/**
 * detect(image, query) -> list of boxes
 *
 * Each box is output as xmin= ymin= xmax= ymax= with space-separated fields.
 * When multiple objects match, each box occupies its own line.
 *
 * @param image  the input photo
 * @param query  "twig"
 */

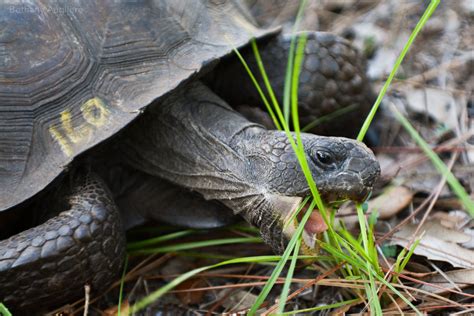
xmin=83 ymin=284 xmax=90 ymax=316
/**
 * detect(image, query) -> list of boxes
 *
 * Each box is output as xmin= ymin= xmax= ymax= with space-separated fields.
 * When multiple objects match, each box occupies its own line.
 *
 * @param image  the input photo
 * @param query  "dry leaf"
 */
xmin=433 ymin=210 xmax=471 ymax=229
xmin=175 ymin=278 xmax=207 ymax=305
xmin=391 ymin=222 xmax=474 ymax=268
xmin=462 ymin=228 xmax=474 ymax=249
xmin=398 ymin=160 xmax=452 ymax=197
xmin=222 ymin=289 xmax=258 ymax=312
xmin=420 ymin=268 xmax=474 ymax=294
xmin=160 ymin=256 xmax=196 ymax=281
xmin=372 ymin=186 xmax=414 ymax=219
xmin=404 ymin=88 xmax=460 ymax=130
xmin=337 ymin=185 xmax=413 ymax=228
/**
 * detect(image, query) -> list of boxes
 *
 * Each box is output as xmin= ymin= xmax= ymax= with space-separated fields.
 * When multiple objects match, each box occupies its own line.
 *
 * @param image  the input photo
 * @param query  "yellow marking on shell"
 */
xmin=49 ymin=98 xmax=110 ymax=157
xmin=81 ymin=97 xmax=109 ymax=127
xmin=49 ymin=126 xmax=73 ymax=157
xmin=60 ymin=110 xmax=85 ymax=143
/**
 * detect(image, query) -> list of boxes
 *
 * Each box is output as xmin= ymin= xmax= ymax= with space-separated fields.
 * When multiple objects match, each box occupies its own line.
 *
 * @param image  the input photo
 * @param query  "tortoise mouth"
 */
xmin=281 ymin=198 xmax=327 ymax=253
xmin=321 ymin=187 xmax=371 ymax=204
xmin=281 ymin=190 xmax=369 ymax=252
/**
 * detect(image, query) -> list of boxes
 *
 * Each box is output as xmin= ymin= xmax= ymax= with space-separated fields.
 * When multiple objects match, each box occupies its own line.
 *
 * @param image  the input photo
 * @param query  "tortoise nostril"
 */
xmin=346 ymin=157 xmax=367 ymax=173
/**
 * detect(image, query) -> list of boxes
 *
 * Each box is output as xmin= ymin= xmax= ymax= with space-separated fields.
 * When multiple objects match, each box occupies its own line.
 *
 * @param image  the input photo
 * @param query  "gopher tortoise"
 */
xmin=0 ymin=0 xmax=380 ymax=311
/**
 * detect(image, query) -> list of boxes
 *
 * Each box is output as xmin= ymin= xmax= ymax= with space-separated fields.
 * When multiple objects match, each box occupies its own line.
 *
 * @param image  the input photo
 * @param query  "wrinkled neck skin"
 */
xmin=121 ymin=82 xmax=303 ymax=242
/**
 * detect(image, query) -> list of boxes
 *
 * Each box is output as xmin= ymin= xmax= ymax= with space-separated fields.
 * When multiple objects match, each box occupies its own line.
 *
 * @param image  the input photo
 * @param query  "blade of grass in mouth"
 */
xmin=284 ymin=195 xmax=311 ymax=229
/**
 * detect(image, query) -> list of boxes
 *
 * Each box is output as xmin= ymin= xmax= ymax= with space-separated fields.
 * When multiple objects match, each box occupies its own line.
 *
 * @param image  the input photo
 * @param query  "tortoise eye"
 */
xmin=315 ymin=150 xmax=333 ymax=166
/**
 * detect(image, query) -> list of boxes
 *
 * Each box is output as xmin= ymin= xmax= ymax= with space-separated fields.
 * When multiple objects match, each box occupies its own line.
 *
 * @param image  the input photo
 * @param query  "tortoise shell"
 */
xmin=0 ymin=0 xmax=271 ymax=211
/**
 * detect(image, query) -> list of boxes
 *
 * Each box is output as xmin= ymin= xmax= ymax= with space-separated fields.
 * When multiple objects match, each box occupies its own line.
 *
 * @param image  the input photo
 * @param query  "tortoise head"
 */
xmin=240 ymin=131 xmax=380 ymax=254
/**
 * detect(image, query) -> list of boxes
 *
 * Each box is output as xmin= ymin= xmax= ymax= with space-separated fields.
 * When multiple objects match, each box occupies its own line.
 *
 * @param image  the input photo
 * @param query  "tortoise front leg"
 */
xmin=0 ymin=173 xmax=125 ymax=312
xmin=115 ymin=169 xmax=239 ymax=229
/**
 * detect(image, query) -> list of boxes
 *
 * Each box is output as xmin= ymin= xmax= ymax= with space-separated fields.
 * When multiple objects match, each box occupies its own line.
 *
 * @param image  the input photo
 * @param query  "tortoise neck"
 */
xmin=120 ymin=81 xmax=266 ymax=211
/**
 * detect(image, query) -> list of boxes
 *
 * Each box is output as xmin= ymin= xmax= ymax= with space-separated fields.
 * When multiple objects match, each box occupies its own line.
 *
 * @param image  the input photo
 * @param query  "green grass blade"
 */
xmin=129 ymin=254 xmax=317 ymax=313
xmin=281 ymin=298 xmax=360 ymax=314
xmin=337 ymin=227 xmax=375 ymax=265
xmin=283 ymin=42 xmax=295 ymax=124
xmin=277 ymin=236 xmax=302 ymax=314
xmin=283 ymin=195 xmax=311 ymax=229
xmin=117 ymin=255 xmax=128 ymax=316
xmin=321 ymin=242 xmax=369 ymax=274
xmin=129 ymin=265 xmax=208 ymax=313
xmin=289 ymin=34 xmax=330 ymax=224
xmin=394 ymin=246 xmax=408 ymax=279
xmin=357 ymin=0 xmax=440 ymax=141
xmin=251 ymin=40 xmax=282 ymax=117
xmin=236 ymin=28 xmax=332 ymax=315
xmin=399 ymin=237 xmax=421 ymax=272
xmin=356 ymin=204 xmax=381 ymax=314
xmin=251 ymin=23 xmax=340 ymax=260
xmin=248 ymin=23 xmax=329 ymax=223
xmin=0 ymin=303 xmax=12 ymax=316
xmin=289 ymin=34 xmax=345 ymax=252
xmin=365 ymin=266 xmax=382 ymax=315
xmin=390 ymin=105 xmax=474 ymax=216
xmin=283 ymin=0 xmax=308 ymax=124
xmin=232 ymin=44 xmax=282 ymax=130
xmin=356 ymin=204 xmax=369 ymax=259
xmin=249 ymin=17 xmax=328 ymax=223
xmin=393 ymin=236 xmax=422 ymax=283
xmin=368 ymin=221 xmax=381 ymax=274
xmin=290 ymin=34 xmax=307 ymax=135
xmin=129 ymin=237 xmax=262 ymax=255
xmin=302 ymin=104 xmax=358 ymax=132
xmin=127 ymin=229 xmax=195 ymax=250
xmin=373 ymin=275 xmax=421 ymax=316
xmin=248 ymin=200 xmax=316 ymax=315
xmin=250 ymin=40 xmax=288 ymax=130
xmin=321 ymin=242 xmax=422 ymax=315
xmin=236 ymin=1 xmax=435 ymax=314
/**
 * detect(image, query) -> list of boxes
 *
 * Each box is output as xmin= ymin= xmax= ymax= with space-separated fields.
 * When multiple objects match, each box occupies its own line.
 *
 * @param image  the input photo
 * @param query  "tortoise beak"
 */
xmin=319 ymin=142 xmax=380 ymax=204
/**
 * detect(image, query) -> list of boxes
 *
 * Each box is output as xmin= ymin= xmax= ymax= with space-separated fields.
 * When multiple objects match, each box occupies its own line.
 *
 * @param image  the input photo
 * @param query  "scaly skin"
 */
xmin=0 ymin=173 xmax=125 ymax=312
